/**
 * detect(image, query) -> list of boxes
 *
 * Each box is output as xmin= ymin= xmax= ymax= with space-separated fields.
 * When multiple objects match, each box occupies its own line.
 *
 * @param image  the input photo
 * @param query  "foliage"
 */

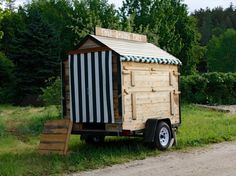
xmin=69 ymin=0 xmax=120 ymax=45
xmin=0 ymin=52 xmax=15 ymax=103
xmin=119 ymin=0 xmax=205 ymax=74
xmin=0 ymin=0 xmax=5 ymax=39
xmin=192 ymin=5 xmax=236 ymax=72
xmin=181 ymin=72 xmax=236 ymax=104
xmin=0 ymin=52 xmax=14 ymax=86
xmin=5 ymin=6 xmax=60 ymax=103
xmin=2 ymin=0 xmax=234 ymax=105
xmin=40 ymin=77 xmax=61 ymax=113
xmin=0 ymin=104 xmax=236 ymax=175
xmin=193 ymin=4 xmax=236 ymax=46
xmin=206 ymin=29 xmax=236 ymax=72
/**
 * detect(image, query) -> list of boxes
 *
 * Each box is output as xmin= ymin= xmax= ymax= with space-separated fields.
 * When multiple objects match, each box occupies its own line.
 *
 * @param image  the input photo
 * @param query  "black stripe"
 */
xmin=105 ymin=51 xmax=112 ymax=123
xmin=117 ymin=55 xmax=122 ymax=117
xmin=91 ymin=52 xmax=97 ymax=123
xmin=84 ymin=53 xmax=90 ymax=122
xmin=77 ymin=54 xmax=83 ymax=122
xmin=70 ymin=55 xmax=76 ymax=122
xmin=98 ymin=51 xmax=104 ymax=123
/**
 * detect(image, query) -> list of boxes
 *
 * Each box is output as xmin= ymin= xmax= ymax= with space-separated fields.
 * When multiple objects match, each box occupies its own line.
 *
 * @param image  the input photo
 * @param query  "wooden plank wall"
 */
xmin=79 ymin=38 xmax=101 ymax=49
xmin=122 ymin=62 xmax=180 ymax=131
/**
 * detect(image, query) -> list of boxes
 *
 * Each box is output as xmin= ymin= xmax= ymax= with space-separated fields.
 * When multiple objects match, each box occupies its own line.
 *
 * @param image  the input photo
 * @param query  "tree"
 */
xmin=5 ymin=0 xmax=16 ymax=11
xmin=0 ymin=52 xmax=15 ymax=103
xmin=207 ymin=29 xmax=236 ymax=72
xmin=120 ymin=0 xmax=205 ymax=74
xmin=193 ymin=4 xmax=236 ymax=46
xmin=8 ymin=7 xmax=60 ymax=103
xmin=69 ymin=0 xmax=120 ymax=46
xmin=0 ymin=52 xmax=14 ymax=86
xmin=27 ymin=0 xmax=75 ymax=58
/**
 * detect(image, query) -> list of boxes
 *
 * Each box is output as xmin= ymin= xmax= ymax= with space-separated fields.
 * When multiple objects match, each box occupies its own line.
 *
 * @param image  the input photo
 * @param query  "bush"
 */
xmin=181 ymin=72 xmax=236 ymax=105
xmin=40 ymin=77 xmax=61 ymax=111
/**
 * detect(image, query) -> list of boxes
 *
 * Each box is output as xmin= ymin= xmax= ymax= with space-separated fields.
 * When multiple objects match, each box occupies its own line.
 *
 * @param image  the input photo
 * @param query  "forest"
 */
xmin=0 ymin=0 xmax=236 ymax=105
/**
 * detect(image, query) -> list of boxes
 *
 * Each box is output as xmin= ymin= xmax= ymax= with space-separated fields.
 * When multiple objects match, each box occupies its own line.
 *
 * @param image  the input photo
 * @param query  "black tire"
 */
xmin=82 ymin=135 xmax=105 ymax=144
xmin=153 ymin=121 xmax=171 ymax=150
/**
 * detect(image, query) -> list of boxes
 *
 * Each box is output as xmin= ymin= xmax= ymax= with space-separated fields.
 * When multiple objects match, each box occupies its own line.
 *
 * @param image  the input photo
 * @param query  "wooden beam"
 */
xmin=68 ymin=47 xmax=110 ymax=55
xmin=131 ymin=93 xmax=137 ymax=120
xmin=95 ymin=27 xmax=147 ymax=42
xmin=170 ymin=91 xmax=175 ymax=115
xmin=131 ymin=71 xmax=136 ymax=87
xmin=169 ymin=71 xmax=173 ymax=86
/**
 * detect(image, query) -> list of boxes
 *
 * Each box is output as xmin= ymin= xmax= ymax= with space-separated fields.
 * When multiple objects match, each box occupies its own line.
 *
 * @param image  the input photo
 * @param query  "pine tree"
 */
xmin=9 ymin=8 xmax=60 ymax=103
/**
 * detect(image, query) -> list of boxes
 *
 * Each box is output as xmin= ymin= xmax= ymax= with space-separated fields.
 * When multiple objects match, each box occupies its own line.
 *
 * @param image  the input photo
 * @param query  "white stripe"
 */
xmin=102 ymin=51 xmax=108 ymax=123
xmin=80 ymin=54 xmax=87 ymax=123
xmin=68 ymin=55 xmax=73 ymax=121
xmin=87 ymin=53 xmax=94 ymax=123
xmin=95 ymin=52 xmax=101 ymax=123
xmin=108 ymin=51 xmax=114 ymax=123
xmin=73 ymin=55 xmax=80 ymax=122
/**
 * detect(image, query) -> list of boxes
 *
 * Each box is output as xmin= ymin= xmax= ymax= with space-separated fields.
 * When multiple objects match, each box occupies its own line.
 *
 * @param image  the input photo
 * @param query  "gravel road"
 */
xmin=74 ymin=140 xmax=236 ymax=176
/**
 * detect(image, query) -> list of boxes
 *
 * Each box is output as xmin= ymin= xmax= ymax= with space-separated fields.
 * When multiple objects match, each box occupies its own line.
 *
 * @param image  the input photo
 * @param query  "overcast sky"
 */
xmin=14 ymin=0 xmax=235 ymax=12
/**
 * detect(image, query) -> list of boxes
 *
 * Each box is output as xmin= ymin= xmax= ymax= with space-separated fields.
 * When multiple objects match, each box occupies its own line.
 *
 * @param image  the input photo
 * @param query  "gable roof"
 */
xmin=69 ymin=34 xmax=182 ymax=65
xmin=90 ymin=35 xmax=182 ymax=65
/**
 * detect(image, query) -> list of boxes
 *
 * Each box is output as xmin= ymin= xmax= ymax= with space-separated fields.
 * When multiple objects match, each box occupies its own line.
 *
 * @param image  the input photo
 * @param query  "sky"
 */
xmin=14 ymin=0 xmax=236 ymax=12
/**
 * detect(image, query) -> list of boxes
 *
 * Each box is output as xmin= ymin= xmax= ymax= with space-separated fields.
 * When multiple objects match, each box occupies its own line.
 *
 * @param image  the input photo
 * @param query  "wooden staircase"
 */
xmin=38 ymin=119 xmax=72 ymax=155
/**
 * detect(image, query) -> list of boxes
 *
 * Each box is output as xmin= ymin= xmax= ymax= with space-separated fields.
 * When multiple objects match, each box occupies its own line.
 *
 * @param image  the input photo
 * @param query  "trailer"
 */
xmin=62 ymin=27 xmax=182 ymax=150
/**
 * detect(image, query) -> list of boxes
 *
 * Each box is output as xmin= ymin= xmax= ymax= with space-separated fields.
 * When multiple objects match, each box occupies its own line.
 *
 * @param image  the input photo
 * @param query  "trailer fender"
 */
xmin=144 ymin=119 xmax=159 ymax=143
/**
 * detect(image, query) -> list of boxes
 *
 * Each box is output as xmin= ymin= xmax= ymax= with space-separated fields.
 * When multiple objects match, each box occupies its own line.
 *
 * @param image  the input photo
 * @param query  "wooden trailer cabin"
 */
xmin=62 ymin=27 xmax=182 ymax=150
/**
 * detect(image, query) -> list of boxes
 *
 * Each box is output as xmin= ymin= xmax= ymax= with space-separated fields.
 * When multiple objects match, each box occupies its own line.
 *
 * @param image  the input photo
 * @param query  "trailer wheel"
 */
xmin=154 ymin=121 xmax=171 ymax=150
xmin=83 ymin=135 xmax=105 ymax=144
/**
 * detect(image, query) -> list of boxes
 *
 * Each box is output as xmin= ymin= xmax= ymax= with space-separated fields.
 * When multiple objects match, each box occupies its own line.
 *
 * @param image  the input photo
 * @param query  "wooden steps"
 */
xmin=38 ymin=119 xmax=72 ymax=155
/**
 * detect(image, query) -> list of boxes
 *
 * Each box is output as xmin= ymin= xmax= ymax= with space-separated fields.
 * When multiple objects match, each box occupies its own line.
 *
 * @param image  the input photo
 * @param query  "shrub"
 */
xmin=40 ymin=77 xmax=61 ymax=112
xmin=181 ymin=72 xmax=236 ymax=105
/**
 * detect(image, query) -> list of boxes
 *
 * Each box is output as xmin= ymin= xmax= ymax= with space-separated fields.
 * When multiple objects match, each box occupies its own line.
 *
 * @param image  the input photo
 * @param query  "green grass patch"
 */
xmin=178 ymin=105 xmax=236 ymax=148
xmin=0 ymin=104 xmax=236 ymax=175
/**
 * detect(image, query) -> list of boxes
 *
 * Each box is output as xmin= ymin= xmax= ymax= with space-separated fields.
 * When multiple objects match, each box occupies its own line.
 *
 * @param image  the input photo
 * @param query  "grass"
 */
xmin=0 ymin=104 xmax=236 ymax=176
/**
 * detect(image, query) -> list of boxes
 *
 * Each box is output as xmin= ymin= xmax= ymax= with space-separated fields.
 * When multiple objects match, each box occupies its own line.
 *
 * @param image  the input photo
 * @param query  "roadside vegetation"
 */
xmin=0 ymin=104 xmax=236 ymax=176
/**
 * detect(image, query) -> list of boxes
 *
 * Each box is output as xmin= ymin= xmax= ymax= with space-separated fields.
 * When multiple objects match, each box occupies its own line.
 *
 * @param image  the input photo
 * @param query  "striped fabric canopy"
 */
xmin=120 ymin=55 xmax=182 ymax=65
xmin=69 ymin=50 xmax=114 ymax=123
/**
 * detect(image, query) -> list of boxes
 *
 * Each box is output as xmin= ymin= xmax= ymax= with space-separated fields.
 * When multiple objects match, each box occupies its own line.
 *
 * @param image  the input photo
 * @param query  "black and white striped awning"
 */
xmin=120 ymin=55 xmax=182 ymax=65
xmin=69 ymin=50 xmax=114 ymax=123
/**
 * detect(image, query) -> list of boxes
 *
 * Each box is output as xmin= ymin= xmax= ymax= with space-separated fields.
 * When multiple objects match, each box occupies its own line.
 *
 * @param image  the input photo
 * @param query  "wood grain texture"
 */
xmin=131 ymin=93 xmax=137 ymax=120
xmin=122 ymin=62 xmax=180 ymax=131
xmin=68 ymin=47 xmax=110 ymax=55
xmin=95 ymin=27 xmax=147 ymax=42
xmin=39 ymin=119 xmax=72 ymax=155
xmin=79 ymin=38 xmax=101 ymax=49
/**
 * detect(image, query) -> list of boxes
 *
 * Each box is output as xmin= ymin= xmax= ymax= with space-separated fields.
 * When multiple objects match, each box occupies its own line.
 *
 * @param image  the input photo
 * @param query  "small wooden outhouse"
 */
xmin=62 ymin=27 xmax=182 ymax=150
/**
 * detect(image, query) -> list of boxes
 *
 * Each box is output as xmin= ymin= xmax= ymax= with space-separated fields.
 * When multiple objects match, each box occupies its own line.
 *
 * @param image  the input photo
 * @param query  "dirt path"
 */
xmin=196 ymin=104 xmax=236 ymax=115
xmin=74 ymin=141 xmax=236 ymax=176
